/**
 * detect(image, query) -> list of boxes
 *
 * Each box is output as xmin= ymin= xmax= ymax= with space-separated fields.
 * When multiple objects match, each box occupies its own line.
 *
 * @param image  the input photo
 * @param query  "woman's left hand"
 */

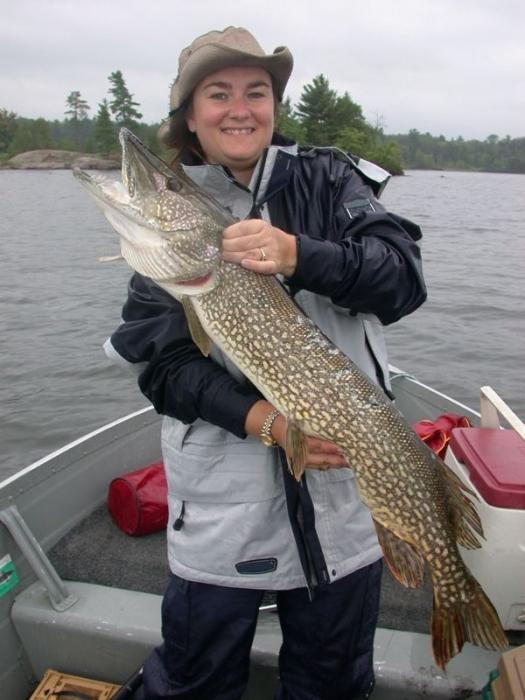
xmin=222 ymin=219 xmax=297 ymax=278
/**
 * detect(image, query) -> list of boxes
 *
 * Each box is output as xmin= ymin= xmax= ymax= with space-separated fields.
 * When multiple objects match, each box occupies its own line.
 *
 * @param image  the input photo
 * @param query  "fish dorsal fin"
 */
xmin=181 ymin=296 xmax=212 ymax=357
xmin=285 ymin=420 xmax=309 ymax=481
xmin=436 ymin=460 xmax=484 ymax=549
xmin=373 ymin=519 xmax=425 ymax=589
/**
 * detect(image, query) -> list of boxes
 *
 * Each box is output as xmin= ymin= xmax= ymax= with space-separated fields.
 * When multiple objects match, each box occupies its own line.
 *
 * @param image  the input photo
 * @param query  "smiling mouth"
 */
xmin=222 ymin=128 xmax=255 ymax=135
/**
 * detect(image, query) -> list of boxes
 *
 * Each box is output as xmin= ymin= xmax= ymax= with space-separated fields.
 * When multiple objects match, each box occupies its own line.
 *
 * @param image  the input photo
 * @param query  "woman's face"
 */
xmin=186 ymin=65 xmax=275 ymax=185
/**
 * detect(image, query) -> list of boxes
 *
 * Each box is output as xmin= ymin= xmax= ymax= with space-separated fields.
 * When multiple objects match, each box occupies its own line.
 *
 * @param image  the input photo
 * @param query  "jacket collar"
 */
xmin=181 ymin=132 xmax=298 ymax=212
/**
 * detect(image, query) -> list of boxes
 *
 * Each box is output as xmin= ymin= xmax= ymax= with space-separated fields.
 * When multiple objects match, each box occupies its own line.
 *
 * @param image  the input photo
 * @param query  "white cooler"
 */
xmin=444 ymin=386 xmax=525 ymax=631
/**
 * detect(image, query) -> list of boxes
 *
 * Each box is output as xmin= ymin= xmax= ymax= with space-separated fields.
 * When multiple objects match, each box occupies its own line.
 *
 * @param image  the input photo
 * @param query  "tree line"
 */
xmin=387 ymin=129 xmax=525 ymax=174
xmin=1 ymin=71 xmax=524 ymax=174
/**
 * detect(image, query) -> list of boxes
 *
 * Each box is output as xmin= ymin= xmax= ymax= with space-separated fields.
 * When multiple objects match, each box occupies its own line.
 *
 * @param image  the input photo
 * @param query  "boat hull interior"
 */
xmin=1 ymin=370 xmax=517 ymax=699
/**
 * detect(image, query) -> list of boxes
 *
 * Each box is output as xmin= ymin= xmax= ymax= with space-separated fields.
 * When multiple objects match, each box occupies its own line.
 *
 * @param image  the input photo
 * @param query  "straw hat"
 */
xmin=158 ymin=26 xmax=293 ymax=147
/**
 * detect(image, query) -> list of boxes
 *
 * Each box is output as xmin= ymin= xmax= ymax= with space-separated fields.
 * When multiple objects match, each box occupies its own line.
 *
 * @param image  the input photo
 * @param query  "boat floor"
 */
xmin=49 ymin=504 xmax=433 ymax=635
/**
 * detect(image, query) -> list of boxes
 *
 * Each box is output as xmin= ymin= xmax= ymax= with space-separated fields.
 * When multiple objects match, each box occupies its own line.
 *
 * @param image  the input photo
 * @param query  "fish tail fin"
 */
xmin=431 ymin=573 xmax=508 ymax=669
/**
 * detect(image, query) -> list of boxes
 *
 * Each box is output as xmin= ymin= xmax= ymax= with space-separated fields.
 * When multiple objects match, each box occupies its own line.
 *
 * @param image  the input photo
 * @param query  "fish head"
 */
xmin=74 ymin=128 xmax=233 ymax=296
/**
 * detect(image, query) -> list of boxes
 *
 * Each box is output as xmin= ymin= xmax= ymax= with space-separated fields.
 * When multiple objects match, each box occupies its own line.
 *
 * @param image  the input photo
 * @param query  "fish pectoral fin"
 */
xmin=285 ymin=420 xmax=309 ymax=481
xmin=99 ymin=254 xmax=124 ymax=263
xmin=436 ymin=460 xmax=484 ymax=549
xmin=181 ymin=296 xmax=212 ymax=357
xmin=373 ymin=519 xmax=425 ymax=589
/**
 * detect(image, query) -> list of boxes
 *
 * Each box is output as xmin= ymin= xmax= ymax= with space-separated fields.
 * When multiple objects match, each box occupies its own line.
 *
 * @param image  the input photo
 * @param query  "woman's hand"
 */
xmin=272 ymin=414 xmax=349 ymax=470
xmin=222 ymin=219 xmax=297 ymax=278
xmin=245 ymin=401 xmax=349 ymax=471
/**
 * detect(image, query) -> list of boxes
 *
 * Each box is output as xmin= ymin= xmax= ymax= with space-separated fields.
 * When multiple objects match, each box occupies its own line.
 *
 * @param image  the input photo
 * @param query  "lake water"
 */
xmin=1 ymin=168 xmax=524 ymax=480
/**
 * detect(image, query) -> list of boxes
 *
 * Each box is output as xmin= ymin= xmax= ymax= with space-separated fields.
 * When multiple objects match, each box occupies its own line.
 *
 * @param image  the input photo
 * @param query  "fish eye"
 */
xmin=167 ymin=177 xmax=182 ymax=192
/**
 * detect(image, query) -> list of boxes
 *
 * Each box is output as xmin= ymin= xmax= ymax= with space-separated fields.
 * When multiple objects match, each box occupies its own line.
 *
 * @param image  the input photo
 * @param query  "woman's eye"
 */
xmin=210 ymin=92 xmax=228 ymax=101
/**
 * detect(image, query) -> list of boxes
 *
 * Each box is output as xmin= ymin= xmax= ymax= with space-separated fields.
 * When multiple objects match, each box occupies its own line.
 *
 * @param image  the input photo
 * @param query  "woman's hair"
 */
xmin=168 ymin=102 xmax=205 ymax=166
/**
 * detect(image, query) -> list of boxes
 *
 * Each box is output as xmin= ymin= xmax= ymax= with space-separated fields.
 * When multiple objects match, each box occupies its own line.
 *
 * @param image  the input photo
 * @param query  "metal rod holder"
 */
xmin=0 ymin=504 xmax=78 ymax=611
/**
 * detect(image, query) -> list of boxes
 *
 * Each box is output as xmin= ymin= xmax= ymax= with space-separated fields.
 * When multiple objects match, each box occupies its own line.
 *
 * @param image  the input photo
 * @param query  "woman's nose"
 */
xmin=228 ymin=97 xmax=250 ymax=119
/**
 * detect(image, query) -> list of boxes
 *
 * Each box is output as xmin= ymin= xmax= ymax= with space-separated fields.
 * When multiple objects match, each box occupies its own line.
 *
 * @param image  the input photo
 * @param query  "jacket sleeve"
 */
xmin=287 ymin=161 xmax=427 ymax=325
xmin=107 ymin=273 xmax=262 ymax=436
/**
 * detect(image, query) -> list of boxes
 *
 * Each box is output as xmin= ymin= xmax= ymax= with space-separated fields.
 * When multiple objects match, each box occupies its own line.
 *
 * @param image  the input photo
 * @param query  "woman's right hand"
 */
xmin=246 ymin=401 xmax=348 ymax=470
xmin=271 ymin=414 xmax=349 ymax=470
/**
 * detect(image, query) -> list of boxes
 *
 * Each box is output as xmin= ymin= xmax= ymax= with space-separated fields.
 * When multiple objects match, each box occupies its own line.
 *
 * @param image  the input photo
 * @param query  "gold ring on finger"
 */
xmin=259 ymin=247 xmax=266 ymax=261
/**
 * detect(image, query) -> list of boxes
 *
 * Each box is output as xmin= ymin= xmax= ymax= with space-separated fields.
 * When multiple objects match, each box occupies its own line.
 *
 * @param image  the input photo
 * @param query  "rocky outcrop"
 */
xmin=2 ymin=149 xmax=120 ymax=170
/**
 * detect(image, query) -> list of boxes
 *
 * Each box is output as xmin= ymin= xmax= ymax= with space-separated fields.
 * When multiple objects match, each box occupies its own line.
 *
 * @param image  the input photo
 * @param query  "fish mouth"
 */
xmin=160 ymin=269 xmax=218 ymax=298
xmin=75 ymin=129 xmax=232 ymax=299
xmin=177 ymin=271 xmax=214 ymax=287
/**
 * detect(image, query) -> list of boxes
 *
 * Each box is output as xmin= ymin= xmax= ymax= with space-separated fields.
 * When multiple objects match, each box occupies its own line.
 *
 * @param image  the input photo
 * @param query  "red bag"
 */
xmin=412 ymin=420 xmax=448 ymax=457
xmin=412 ymin=413 xmax=471 ymax=458
xmin=107 ymin=461 xmax=168 ymax=536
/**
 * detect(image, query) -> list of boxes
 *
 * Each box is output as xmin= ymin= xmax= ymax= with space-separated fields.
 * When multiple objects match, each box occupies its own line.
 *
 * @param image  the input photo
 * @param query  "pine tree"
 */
xmin=276 ymin=97 xmax=306 ymax=143
xmin=0 ymin=108 xmax=18 ymax=153
xmin=93 ymin=100 xmax=116 ymax=153
xmin=65 ymin=91 xmax=90 ymax=148
xmin=334 ymin=92 xmax=368 ymax=133
xmin=108 ymin=70 xmax=142 ymax=130
xmin=296 ymin=74 xmax=339 ymax=145
xmin=65 ymin=91 xmax=90 ymax=121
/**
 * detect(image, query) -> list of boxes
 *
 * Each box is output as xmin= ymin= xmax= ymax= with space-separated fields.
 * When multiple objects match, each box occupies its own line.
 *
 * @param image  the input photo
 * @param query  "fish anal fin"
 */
xmin=436 ymin=460 xmax=484 ymax=549
xmin=285 ymin=420 xmax=309 ymax=481
xmin=373 ymin=519 xmax=425 ymax=589
xmin=431 ymin=575 xmax=508 ymax=669
xmin=181 ymin=297 xmax=212 ymax=357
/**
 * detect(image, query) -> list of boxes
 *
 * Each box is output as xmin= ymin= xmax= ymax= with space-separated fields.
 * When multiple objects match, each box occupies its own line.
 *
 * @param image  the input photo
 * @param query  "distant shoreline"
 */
xmin=0 ymin=149 xmax=120 ymax=170
xmin=1 ymin=149 xmax=524 ymax=176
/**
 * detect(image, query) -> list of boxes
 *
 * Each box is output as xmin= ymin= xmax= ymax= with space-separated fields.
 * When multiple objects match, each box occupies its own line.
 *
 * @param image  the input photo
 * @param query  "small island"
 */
xmin=1 ymin=149 xmax=120 ymax=170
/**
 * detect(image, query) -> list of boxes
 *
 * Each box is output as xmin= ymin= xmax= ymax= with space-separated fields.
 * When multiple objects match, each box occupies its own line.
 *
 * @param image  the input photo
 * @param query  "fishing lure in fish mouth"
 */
xmin=74 ymin=128 xmax=509 ymax=669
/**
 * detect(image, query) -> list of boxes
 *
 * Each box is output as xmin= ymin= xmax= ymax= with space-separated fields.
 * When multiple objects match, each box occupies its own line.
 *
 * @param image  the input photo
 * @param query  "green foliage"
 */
xmin=390 ymin=129 xmax=525 ymax=173
xmin=8 ymin=117 xmax=55 ymax=154
xmin=276 ymin=97 xmax=306 ymax=143
xmin=296 ymin=74 xmax=340 ymax=145
xmin=93 ymin=99 xmax=117 ymax=154
xmin=293 ymin=74 xmax=404 ymax=173
xmin=0 ymin=108 xmax=18 ymax=153
xmin=108 ymin=70 xmax=143 ymax=129
xmin=336 ymin=126 xmax=370 ymax=156
xmin=335 ymin=126 xmax=404 ymax=175
xmin=334 ymin=92 xmax=368 ymax=133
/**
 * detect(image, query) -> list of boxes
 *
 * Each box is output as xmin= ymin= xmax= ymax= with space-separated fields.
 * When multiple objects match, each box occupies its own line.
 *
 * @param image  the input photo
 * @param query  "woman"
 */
xmin=105 ymin=26 xmax=427 ymax=700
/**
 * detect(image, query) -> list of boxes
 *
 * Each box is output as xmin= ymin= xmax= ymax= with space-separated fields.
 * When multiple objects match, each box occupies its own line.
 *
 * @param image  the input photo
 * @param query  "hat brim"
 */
xmin=158 ymin=44 xmax=293 ymax=148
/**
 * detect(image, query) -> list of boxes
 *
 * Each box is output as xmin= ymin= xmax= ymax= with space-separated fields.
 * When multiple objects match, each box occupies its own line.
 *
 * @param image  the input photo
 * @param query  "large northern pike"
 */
xmin=74 ymin=128 xmax=507 ymax=668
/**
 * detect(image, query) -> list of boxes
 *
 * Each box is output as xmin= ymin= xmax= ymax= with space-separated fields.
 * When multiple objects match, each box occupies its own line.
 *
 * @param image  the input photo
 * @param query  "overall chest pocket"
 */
xmin=162 ymin=419 xmax=282 ymax=504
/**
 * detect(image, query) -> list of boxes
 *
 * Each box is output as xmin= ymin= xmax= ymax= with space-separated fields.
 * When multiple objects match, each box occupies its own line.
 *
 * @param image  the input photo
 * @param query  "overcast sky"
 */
xmin=2 ymin=0 xmax=524 ymax=140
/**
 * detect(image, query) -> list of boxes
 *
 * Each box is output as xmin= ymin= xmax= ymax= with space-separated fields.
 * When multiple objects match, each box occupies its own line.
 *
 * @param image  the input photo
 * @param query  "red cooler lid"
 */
xmin=450 ymin=428 xmax=525 ymax=509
